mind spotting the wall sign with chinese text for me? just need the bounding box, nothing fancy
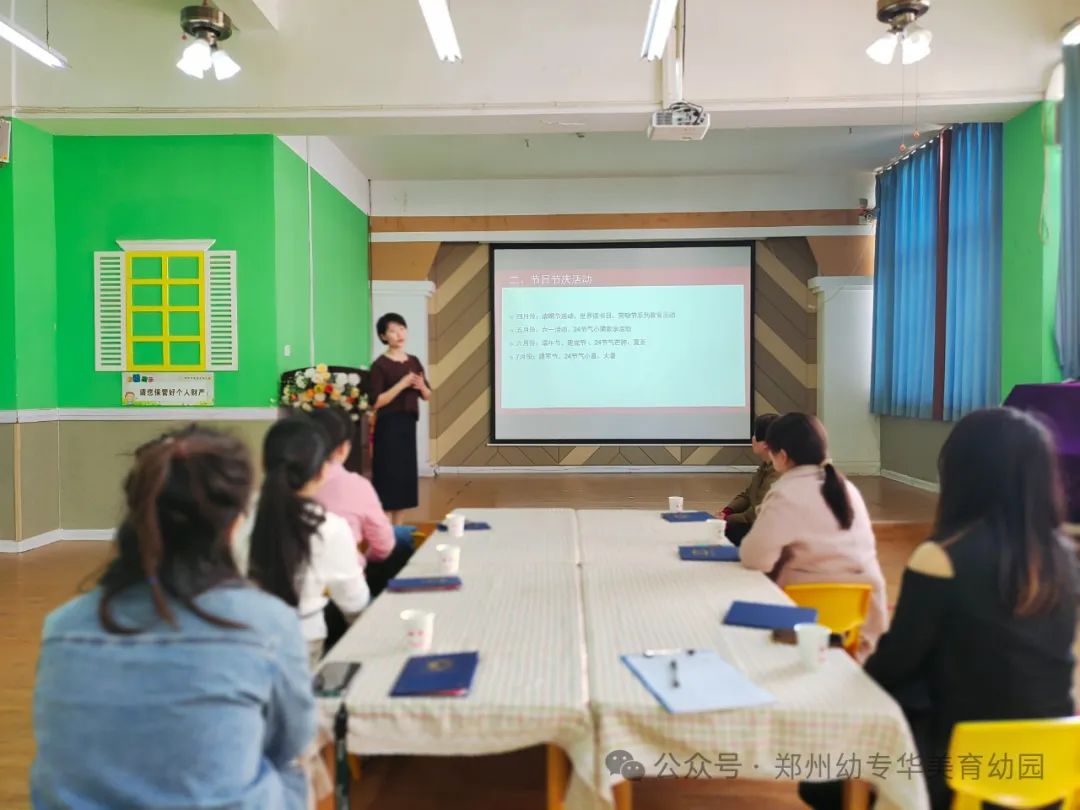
[122,372,215,407]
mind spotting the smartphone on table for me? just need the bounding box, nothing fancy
[313,662,361,698]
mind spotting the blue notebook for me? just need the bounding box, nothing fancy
[386,576,462,593]
[661,511,713,523]
[437,521,492,532]
[390,652,479,697]
[622,650,774,714]
[679,545,740,562]
[723,600,817,630]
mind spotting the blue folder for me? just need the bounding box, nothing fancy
[679,545,740,562]
[436,521,492,532]
[390,652,479,698]
[723,600,818,630]
[661,511,713,523]
[386,576,462,593]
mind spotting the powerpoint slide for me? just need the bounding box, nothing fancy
[492,244,753,443]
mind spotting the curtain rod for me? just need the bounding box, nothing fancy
[874,124,955,176]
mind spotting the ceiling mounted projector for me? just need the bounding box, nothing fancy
[177,3,240,80]
[647,101,710,141]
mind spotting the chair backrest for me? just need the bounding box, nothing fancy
[783,583,872,656]
[947,717,1080,809]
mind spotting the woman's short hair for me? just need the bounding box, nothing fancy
[376,313,407,344]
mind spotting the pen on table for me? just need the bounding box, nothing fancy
[670,658,680,688]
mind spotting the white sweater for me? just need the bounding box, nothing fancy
[234,507,370,643]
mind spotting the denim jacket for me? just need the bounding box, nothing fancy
[32,582,316,810]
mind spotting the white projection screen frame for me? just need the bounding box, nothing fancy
[491,242,755,445]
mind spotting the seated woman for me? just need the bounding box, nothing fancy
[235,417,370,668]
[309,407,412,599]
[32,427,315,809]
[719,412,779,546]
[859,409,1076,810]
[739,412,887,661]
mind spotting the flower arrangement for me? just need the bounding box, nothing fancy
[280,364,368,419]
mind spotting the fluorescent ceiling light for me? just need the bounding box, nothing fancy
[1064,18,1080,46]
[212,48,241,80]
[866,31,899,64]
[641,0,679,60]
[177,38,213,78]
[0,15,68,69]
[900,24,932,64]
[417,0,461,62]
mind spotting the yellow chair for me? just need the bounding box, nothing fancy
[783,583,872,657]
[947,717,1080,809]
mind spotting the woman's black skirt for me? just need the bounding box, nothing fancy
[372,411,418,511]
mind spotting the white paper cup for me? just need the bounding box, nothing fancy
[401,609,435,652]
[795,622,831,670]
[668,496,684,513]
[706,518,727,540]
[436,543,461,575]
[445,513,466,538]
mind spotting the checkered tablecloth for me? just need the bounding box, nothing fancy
[321,509,597,806]
[576,509,930,810]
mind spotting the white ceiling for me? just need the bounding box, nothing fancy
[2,0,1071,181]
[332,126,945,180]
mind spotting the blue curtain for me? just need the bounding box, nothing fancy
[871,143,940,417]
[1058,45,1080,379]
[943,123,1003,419]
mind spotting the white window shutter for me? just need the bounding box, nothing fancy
[94,251,126,371]
[205,250,238,371]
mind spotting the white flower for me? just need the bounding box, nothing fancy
[335,373,348,387]
[305,367,316,379]
[314,393,327,403]
[294,373,306,387]
[347,373,361,385]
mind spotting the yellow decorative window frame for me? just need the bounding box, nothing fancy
[125,250,206,371]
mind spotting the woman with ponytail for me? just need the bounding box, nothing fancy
[235,417,370,667]
[739,412,887,661]
[32,426,315,809]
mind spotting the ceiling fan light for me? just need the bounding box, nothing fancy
[1064,18,1080,46]
[901,23,932,64]
[177,37,212,77]
[212,47,240,80]
[866,31,899,64]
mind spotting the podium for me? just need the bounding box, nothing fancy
[278,365,372,480]
[1003,383,1080,524]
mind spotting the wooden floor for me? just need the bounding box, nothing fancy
[0,472,950,810]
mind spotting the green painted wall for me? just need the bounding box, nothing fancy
[311,170,371,366]
[53,135,280,408]
[1002,102,1064,398]
[0,144,15,411]
[10,121,58,410]
[272,140,313,370]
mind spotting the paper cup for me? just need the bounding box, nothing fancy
[401,609,435,652]
[446,513,466,538]
[706,518,727,540]
[795,622,831,670]
[668,496,684,513]
[436,543,461,575]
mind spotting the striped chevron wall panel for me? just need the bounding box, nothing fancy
[427,239,818,467]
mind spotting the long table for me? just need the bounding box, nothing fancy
[322,507,929,810]
[576,510,929,810]
[320,508,597,806]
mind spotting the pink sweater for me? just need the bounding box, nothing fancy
[315,462,395,564]
[740,465,888,661]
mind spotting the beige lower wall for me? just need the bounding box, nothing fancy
[880,416,955,484]
[19,422,61,539]
[0,425,15,541]
[58,420,274,531]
